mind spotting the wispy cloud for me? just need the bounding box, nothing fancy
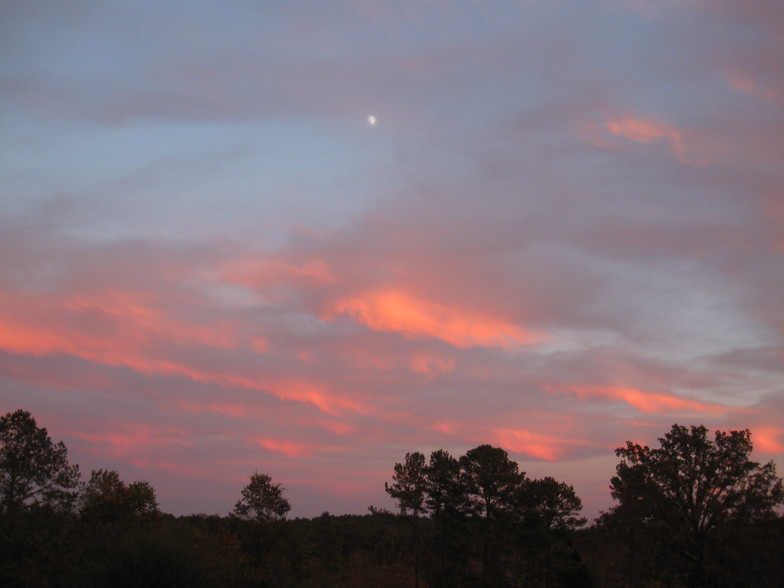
[1,1,782,520]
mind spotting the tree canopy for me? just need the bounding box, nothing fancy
[610,424,783,532]
[385,444,587,586]
[603,423,784,586]
[2,410,783,587]
[233,471,291,522]
[81,468,159,522]
[517,476,586,531]
[0,409,81,519]
[423,449,463,519]
[386,444,585,530]
[460,444,524,520]
[385,451,427,516]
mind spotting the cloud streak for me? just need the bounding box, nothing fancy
[1,1,782,520]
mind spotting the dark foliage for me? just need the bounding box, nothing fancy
[385,444,588,587]
[234,472,291,522]
[585,423,784,587]
[2,411,783,587]
[81,469,159,524]
[0,409,80,520]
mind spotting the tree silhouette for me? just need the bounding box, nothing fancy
[385,451,427,516]
[81,469,159,522]
[0,409,80,521]
[233,471,291,522]
[606,423,784,586]
[386,444,588,587]
[460,444,524,520]
[423,449,463,519]
[517,476,585,531]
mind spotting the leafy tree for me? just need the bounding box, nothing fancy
[460,444,524,520]
[0,409,80,520]
[518,476,586,531]
[423,449,463,519]
[512,477,587,587]
[458,445,524,585]
[385,451,427,516]
[81,469,159,522]
[611,424,783,532]
[233,471,291,522]
[385,445,591,587]
[420,450,466,586]
[607,423,784,586]
[384,451,429,587]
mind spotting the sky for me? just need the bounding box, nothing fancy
[1,0,783,520]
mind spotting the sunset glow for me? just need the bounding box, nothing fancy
[329,290,542,349]
[1,1,782,521]
[561,386,730,414]
[494,429,576,462]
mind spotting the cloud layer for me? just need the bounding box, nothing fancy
[1,1,783,518]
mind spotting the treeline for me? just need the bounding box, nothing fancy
[381,445,587,587]
[2,409,784,587]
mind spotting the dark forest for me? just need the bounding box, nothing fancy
[2,409,783,587]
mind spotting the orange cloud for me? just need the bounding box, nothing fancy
[0,289,236,367]
[561,385,728,414]
[251,337,269,353]
[254,438,314,458]
[753,427,784,454]
[726,70,783,103]
[0,286,372,416]
[0,307,222,389]
[607,117,683,147]
[65,291,238,349]
[68,424,191,459]
[602,115,710,167]
[163,373,370,417]
[263,378,370,416]
[300,418,356,437]
[430,421,461,436]
[0,321,75,356]
[494,428,579,461]
[224,258,335,289]
[172,400,265,420]
[327,290,543,349]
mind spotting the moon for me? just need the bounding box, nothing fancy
[367,115,377,126]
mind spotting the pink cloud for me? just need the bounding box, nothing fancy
[0,288,235,371]
[560,385,729,414]
[253,438,317,459]
[68,423,192,460]
[493,428,582,462]
[298,418,356,437]
[262,378,370,416]
[726,70,783,103]
[607,117,683,147]
[224,257,336,290]
[326,289,545,349]
[430,420,462,437]
[0,278,376,417]
[2,0,783,522]
[172,400,266,420]
[753,426,784,454]
[603,115,711,167]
